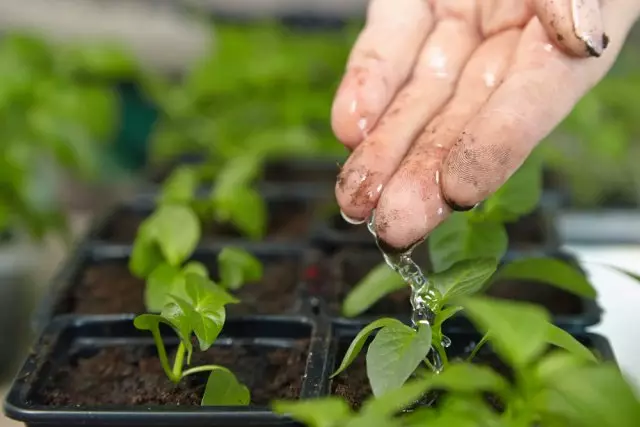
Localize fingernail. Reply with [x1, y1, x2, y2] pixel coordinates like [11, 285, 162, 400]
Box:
[442, 195, 477, 212]
[571, 0, 607, 57]
[376, 237, 422, 256]
[340, 209, 366, 225]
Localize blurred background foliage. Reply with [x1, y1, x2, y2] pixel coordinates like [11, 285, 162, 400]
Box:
[0, 18, 638, 240]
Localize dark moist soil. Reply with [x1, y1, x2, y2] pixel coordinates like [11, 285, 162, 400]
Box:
[331, 341, 508, 411]
[101, 201, 314, 243]
[37, 341, 309, 407]
[64, 259, 299, 316]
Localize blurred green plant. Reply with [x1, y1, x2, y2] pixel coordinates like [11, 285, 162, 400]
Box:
[0, 33, 138, 240]
[541, 42, 640, 208]
[144, 21, 359, 175]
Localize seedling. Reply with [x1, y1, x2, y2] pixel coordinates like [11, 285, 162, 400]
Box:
[274, 298, 640, 426]
[134, 270, 250, 406]
[331, 256, 600, 398]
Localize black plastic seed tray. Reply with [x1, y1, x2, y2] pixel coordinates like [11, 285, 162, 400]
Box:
[32, 243, 314, 335]
[304, 246, 601, 333]
[85, 185, 334, 247]
[4, 315, 329, 427]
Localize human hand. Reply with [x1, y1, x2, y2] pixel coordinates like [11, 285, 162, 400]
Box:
[333, 0, 640, 250]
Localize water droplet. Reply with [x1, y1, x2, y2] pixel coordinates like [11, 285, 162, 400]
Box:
[442, 335, 451, 348]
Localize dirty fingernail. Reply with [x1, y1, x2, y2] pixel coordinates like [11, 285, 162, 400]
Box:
[340, 209, 366, 225]
[442, 195, 477, 212]
[571, 0, 607, 57]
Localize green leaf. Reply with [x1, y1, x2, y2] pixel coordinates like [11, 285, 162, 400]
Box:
[159, 166, 198, 205]
[215, 153, 263, 193]
[545, 324, 597, 363]
[273, 397, 352, 427]
[461, 296, 551, 368]
[134, 313, 192, 376]
[495, 258, 597, 299]
[430, 258, 498, 303]
[184, 273, 237, 350]
[547, 363, 640, 427]
[202, 368, 250, 406]
[160, 297, 194, 357]
[146, 205, 200, 266]
[129, 234, 164, 278]
[331, 318, 406, 378]
[360, 378, 433, 418]
[342, 262, 405, 317]
[434, 307, 463, 331]
[213, 186, 266, 240]
[367, 322, 432, 396]
[145, 263, 184, 312]
[183, 261, 209, 277]
[428, 213, 508, 273]
[535, 351, 593, 383]
[482, 154, 542, 222]
[218, 247, 263, 290]
[423, 362, 509, 394]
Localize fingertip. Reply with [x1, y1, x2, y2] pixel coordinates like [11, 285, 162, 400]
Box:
[334, 163, 381, 222]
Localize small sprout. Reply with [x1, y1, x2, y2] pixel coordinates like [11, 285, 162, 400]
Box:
[134, 273, 249, 406]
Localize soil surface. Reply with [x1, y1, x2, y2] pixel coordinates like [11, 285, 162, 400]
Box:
[37, 340, 309, 407]
[63, 259, 299, 316]
[101, 201, 315, 243]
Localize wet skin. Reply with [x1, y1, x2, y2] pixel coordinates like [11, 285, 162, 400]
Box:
[333, 0, 640, 250]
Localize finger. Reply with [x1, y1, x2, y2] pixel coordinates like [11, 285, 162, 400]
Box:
[331, 0, 435, 149]
[373, 30, 522, 249]
[442, 3, 637, 211]
[336, 18, 481, 222]
[481, 0, 533, 37]
[532, 0, 608, 58]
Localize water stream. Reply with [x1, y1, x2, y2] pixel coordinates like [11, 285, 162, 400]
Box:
[364, 210, 449, 371]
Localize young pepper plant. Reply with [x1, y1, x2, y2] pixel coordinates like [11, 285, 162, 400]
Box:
[134, 270, 250, 406]
[129, 159, 265, 302]
[331, 257, 600, 398]
[274, 298, 640, 427]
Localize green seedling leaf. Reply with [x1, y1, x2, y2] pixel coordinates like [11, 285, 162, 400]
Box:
[146, 204, 200, 266]
[331, 317, 406, 378]
[213, 186, 266, 240]
[360, 378, 433, 418]
[145, 263, 184, 312]
[159, 166, 198, 205]
[430, 258, 498, 303]
[129, 233, 165, 278]
[367, 322, 432, 396]
[429, 213, 508, 273]
[342, 262, 405, 318]
[536, 351, 592, 384]
[434, 306, 463, 330]
[215, 153, 263, 194]
[273, 397, 352, 427]
[547, 363, 640, 427]
[184, 273, 237, 350]
[495, 257, 597, 299]
[160, 298, 195, 358]
[183, 261, 209, 277]
[545, 323, 597, 363]
[202, 368, 250, 406]
[424, 362, 510, 395]
[218, 247, 263, 290]
[461, 296, 551, 368]
[482, 154, 542, 222]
